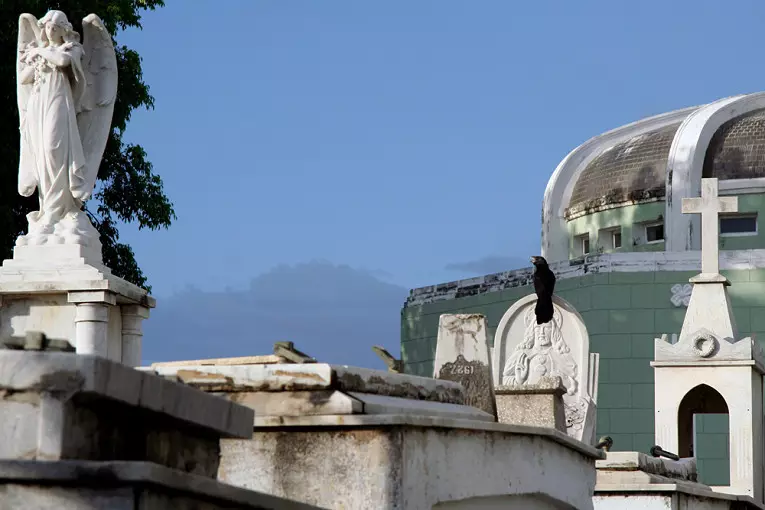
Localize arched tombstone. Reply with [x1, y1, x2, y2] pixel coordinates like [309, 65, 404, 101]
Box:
[493, 294, 599, 444]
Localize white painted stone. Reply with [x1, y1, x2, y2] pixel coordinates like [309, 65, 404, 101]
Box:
[596, 452, 697, 482]
[652, 362, 764, 502]
[493, 294, 598, 443]
[593, 492, 765, 510]
[719, 177, 765, 195]
[347, 392, 494, 422]
[407, 249, 765, 307]
[120, 305, 150, 367]
[0, 460, 325, 510]
[669, 283, 692, 307]
[0, 283, 151, 364]
[220, 413, 601, 510]
[218, 390, 363, 418]
[433, 314, 496, 417]
[651, 179, 765, 502]
[666, 93, 765, 252]
[0, 350, 254, 439]
[152, 363, 465, 403]
[433, 495, 569, 509]
[681, 178, 738, 275]
[15, 11, 117, 263]
[74, 302, 110, 357]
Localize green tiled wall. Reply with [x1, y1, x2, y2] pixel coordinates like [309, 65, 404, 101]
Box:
[401, 269, 765, 485]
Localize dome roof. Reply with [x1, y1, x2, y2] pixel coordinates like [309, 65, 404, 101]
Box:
[564, 107, 765, 219]
[703, 108, 765, 180]
[565, 123, 680, 218]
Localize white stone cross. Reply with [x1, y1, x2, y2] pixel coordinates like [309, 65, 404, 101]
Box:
[682, 178, 738, 275]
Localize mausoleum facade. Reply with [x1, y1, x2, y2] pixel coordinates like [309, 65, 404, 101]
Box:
[401, 92, 765, 486]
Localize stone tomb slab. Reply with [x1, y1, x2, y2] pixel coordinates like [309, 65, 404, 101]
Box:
[153, 363, 463, 402]
[433, 314, 497, 418]
[0, 351, 253, 478]
[219, 414, 603, 510]
[149, 362, 495, 423]
[0, 460, 322, 510]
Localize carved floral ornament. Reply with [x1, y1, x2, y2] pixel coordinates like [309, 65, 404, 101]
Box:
[670, 283, 692, 307]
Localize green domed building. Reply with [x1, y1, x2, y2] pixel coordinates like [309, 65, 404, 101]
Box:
[401, 92, 765, 485]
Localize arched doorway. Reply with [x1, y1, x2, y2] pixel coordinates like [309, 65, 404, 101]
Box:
[677, 384, 730, 485]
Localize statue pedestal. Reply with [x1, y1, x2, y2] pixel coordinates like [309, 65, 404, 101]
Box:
[0, 244, 155, 366]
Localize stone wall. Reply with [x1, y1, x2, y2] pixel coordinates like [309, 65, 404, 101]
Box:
[402, 266, 765, 485]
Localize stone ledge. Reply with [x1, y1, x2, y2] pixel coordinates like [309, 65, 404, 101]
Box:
[152, 355, 286, 367]
[250, 413, 604, 460]
[405, 249, 765, 307]
[0, 267, 155, 307]
[0, 460, 322, 510]
[495, 376, 566, 395]
[595, 483, 765, 509]
[0, 351, 252, 438]
[596, 451, 696, 480]
[150, 363, 465, 404]
[215, 389, 493, 423]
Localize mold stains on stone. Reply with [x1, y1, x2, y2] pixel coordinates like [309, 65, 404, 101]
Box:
[703, 108, 765, 180]
[268, 428, 402, 505]
[564, 187, 665, 220]
[37, 370, 85, 397]
[175, 370, 236, 392]
[272, 370, 327, 384]
[666, 167, 673, 207]
[565, 123, 681, 218]
[71, 465, 122, 484]
[307, 390, 333, 407]
[0, 389, 40, 405]
[335, 372, 464, 404]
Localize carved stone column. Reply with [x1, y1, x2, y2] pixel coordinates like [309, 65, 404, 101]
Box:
[121, 305, 150, 367]
[69, 291, 115, 358]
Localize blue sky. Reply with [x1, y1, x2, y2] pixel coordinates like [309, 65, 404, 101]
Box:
[116, 1, 765, 367]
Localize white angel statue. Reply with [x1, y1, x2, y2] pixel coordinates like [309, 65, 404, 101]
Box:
[15, 10, 117, 255]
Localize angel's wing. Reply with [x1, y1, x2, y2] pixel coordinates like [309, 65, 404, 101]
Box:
[74, 13, 118, 200]
[17, 14, 40, 121]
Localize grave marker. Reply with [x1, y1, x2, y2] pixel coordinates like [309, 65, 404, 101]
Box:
[434, 314, 497, 418]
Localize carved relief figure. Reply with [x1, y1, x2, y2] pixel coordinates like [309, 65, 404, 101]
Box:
[16, 11, 117, 249]
[502, 306, 579, 396]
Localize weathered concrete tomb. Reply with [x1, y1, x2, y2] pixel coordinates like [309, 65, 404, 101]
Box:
[0, 347, 321, 509]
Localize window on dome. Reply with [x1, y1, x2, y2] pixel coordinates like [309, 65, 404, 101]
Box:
[645, 222, 664, 243]
[575, 234, 590, 256]
[598, 227, 622, 251]
[720, 214, 757, 236]
[613, 231, 622, 249]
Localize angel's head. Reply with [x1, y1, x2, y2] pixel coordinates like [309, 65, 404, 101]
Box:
[38, 10, 78, 46]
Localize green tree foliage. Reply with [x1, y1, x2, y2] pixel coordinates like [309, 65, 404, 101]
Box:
[0, 0, 174, 291]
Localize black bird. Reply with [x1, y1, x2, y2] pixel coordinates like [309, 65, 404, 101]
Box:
[530, 256, 556, 325]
